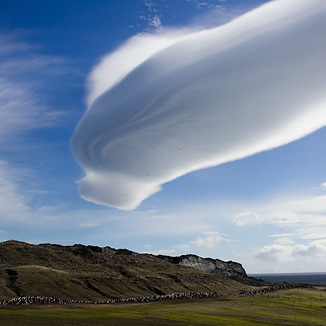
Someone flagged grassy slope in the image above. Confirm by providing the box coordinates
[0,288,325,325]
[0,241,265,300]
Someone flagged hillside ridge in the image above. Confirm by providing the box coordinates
[0,240,266,300]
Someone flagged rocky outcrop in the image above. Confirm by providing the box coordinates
[79,244,247,278]
[42,243,247,278]
[98,244,247,278]
[157,254,247,278]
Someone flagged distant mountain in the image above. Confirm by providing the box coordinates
[0,240,266,300]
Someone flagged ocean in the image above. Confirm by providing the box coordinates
[249,273,326,285]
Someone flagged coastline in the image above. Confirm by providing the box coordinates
[249,272,326,284]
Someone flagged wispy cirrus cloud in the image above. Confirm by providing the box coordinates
[0,158,120,234]
[0,32,65,145]
[185,0,223,9]
[139,0,164,30]
[0,161,30,220]
[0,32,72,227]
[72,0,326,210]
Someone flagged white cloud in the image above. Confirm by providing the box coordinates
[147,249,177,255]
[139,0,165,30]
[230,189,326,235]
[0,158,119,230]
[272,237,295,245]
[301,233,326,240]
[195,2,209,9]
[227,193,326,269]
[140,15,162,30]
[144,244,152,249]
[72,0,326,210]
[232,211,261,227]
[191,231,228,248]
[86,31,192,107]
[144,0,159,13]
[269,233,293,238]
[185,0,220,8]
[255,239,326,263]
[0,32,81,231]
[0,33,65,144]
[0,161,30,221]
[148,15,162,28]
[0,162,120,229]
[225,186,326,271]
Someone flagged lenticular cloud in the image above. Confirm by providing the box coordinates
[71,0,326,210]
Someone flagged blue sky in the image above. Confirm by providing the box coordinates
[1,0,326,273]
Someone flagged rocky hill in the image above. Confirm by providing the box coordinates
[0,240,266,300]
[157,254,247,278]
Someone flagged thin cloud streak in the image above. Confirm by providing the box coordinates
[0,33,65,143]
[72,0,326,210]
[0,161,119,229]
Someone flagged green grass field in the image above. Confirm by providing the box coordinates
[0,288,325,325]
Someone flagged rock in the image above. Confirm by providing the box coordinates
[157,254,247,277]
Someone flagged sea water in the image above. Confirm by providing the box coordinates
[249,273,326,284]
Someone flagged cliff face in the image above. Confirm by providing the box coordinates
[157,254,247,278]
